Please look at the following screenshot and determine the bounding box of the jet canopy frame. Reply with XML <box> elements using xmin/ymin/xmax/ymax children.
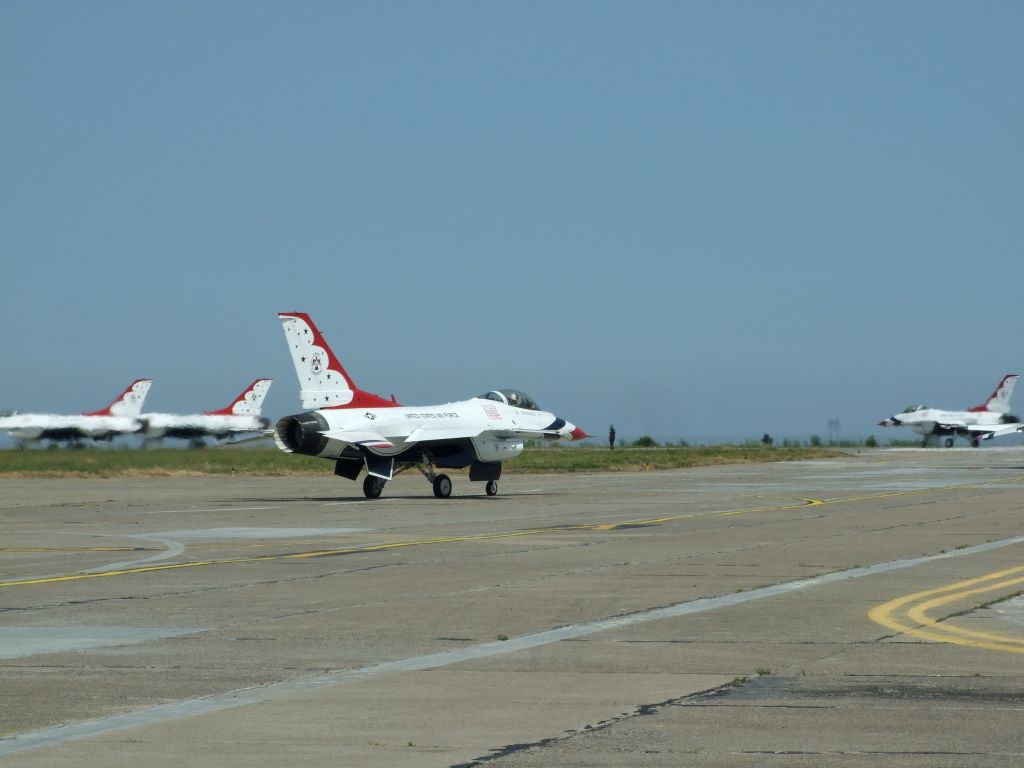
<box><xmin>478</xmin><ymin>389</ymin><xmax>541</xmax><ymax>411</ymax></box>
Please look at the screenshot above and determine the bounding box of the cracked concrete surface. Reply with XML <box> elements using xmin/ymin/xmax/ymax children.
<box><xmin>1</xmin><ymin>450</ymin><xmax>1023</xmax><ymax>766</ymax></box>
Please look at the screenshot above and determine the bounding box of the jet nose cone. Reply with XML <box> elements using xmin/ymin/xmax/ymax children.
<box><xmin>878</xmin><ymin>419</ymin><xmax>891</xmax><ymax>427</ymax></box>
<box><xmin>570</xmin><ymin>426</ymin><xmax>590</xmax><ymax>441</ymax></box>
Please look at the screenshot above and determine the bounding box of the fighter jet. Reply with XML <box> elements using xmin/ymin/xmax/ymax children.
<box><xmin>878</xmin><ymin>374</ymin><xmax>1022</xmax><ymax>447</ymax></box>
<box><xmin>138</xmin><ymin>379</ymin><xmax>273</xmax><ymax>447</ymax></box>
<box><xmin>274</xmin><ymin>312</ymin><xmax>588</xmax><ymax>498</ymax></box>
<box><xmin>0</xmin><ymin>379</ymin><xmax>152</xmax><ymax>446</ymax></box>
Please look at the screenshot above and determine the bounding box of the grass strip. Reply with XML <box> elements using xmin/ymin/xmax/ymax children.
<box><xmin>0</xmin><ymin>445</ymin><xmax>847</xmax><ymax>479</ymax></box>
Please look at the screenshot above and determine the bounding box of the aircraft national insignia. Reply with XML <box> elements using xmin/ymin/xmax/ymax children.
<box><xmin>365</xmin><ymin>412</ymin><xmax>376</xmax><ymax>420</ymax></box>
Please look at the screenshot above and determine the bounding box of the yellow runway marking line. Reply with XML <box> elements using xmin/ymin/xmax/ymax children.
<box><xmin>869</xmin><ymin>565</ymin><xmax>1024</xmax><ymax>655</ymax></box>
<box><xmin>3</xmin><ymin>476</ymin><xmax>1022</xmax><ymax>590</ymax></box>
<box><xmin>0</xmin><ymin>498</ymin><xmax>830</xmax><ymax>587</ymax></box>
<box><xmin>0</xmin><ymin>547</ymin><xmax>142</xmax><ymax>553</ymax></box>
<box><xmin>0</xmin><ymin>527</ymin><xmax>579</xmax><ymax>588</ymax></box>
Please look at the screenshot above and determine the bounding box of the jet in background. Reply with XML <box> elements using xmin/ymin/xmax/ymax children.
<box><xmin>878</xmin><ymin>374</ymin><xmax>1022</xmax><ymax>447</ymax></box>
<box><xmin>274</xmin><ymin>312</ymin><xmax>588</xmax><ymax>498</ymax></box>
<box><xmin>139</xmin><ymin>379</ymin><xmax>272</xmax><ymax>447</ymax></box>
<box><xmin>0</xmin><ymin>379</ymin><xmax>153</xmax><ymax>447</ymax></box>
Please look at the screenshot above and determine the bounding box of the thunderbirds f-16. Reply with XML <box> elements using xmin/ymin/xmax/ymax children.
<box><xmin>878</xmin><ymin>374</ymin><xmax>1022</xmax><ymax>447</ymax></box>
<box><xmin>274</xmin><ymin>312</ymin><xmax>588</xmax><ymax>498</ymax></box>
<box><xmin>0</xmin><ymin>379</ymin><xmax>152</xmax><ymax>446</ymax></box>
<box><xmin>139</xmin><ymin>379</ymin><xmax>273</xmax><ymax>447</ymax></box>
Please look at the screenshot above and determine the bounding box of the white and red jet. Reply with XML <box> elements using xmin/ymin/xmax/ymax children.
<box><xmin>139</xmin><ymin>379</ymin><xmax>273</xmax><ymax>447</ymax></box>
<box><xmin>878</xmin><ymin>374</ymin><xmax>1022</xmax><ymax>447</ymax></box>
<box><xmin>274</xmin><ymin>312</ymin><xmax>588</xmax><ymax>498</ymax></box>
<box><xmin>0</xmin><ymin>379</ymin><xmax>153</xmax><ymax>446</ymax></box>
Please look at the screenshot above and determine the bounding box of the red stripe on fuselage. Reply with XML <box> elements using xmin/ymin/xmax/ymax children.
<box><xmin>323</xmin><ymin>390</ymin><xmax>401</xmax><ymax>409</ymax></box>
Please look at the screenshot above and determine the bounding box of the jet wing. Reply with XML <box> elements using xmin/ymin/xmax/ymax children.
<box><xmin>404</xmin><ymin>425</ymin><xmax>490</xmax><ymax>442</ymax></box>
<box><xmin>494</xmin><ymin>427</ymin><xmax>572</xmax><ymax>440</ymax></box>
<box><xmin>963</xmin><ymin>423</ymin><xmax>1023</xmax><ymax>439</ymax></box>
<box><xmin>320</xmin><ymin>429</ymin><xmax>396</xmax><ymax>449</ymax></box>
<box><xmin>405</xmin><ymin>425</ymin><xmax>568</xmax><ymax>442</ymax></box>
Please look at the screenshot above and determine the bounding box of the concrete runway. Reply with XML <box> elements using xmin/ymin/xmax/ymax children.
<box><xmin>1</xmin><ymin>448</ymin><xmax>1023</xmax><ymax>766</ymax></box>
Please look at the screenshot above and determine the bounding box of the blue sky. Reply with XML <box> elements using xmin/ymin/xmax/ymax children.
<box><xmin>3</xmin><ymin>2</ymin><xmax>1022</xmax><ymax>444</ymax></box>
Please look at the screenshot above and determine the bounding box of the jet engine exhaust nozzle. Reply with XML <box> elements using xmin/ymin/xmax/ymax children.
<box><xmin>275</xmin><ymin>412</ymin><xmax>330</xmax><ymax>456</ymax></box>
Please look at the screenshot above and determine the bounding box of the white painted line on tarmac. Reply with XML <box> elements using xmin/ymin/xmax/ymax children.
<box><xmin>3</xmin><ymin>533</ymin><xmax>1024</xmax><ymax>758</ymax></box>
<box><xmin>87</xmin><ymin>528</ymin><xmax>372</xmax><ymax>572</ymax></box>
<box><xmin>141</xmin><ymin>506</ymin><xmax>277</xmax><ymax>515</ymax></box>
<box><xmin>86</xmin><ymin>536</ymin><xmax>185</xmax><ymax>572</ymax></box>
<box><xmin>321</xmin><ymin>498</ymin><xmax>399</xmax><ymax>506</ymax></box>
<box><xmin>0</xmin><ymin>626</ymin><xmax>203</xmax><ymax>660</ymax></box>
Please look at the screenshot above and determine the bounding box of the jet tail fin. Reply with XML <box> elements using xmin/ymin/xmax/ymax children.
<box><xmin>968</xmin><ymin>374</ymin><xmax>1019</xmax><ymax>414</ymax></box>
<box><xmin>83</xmin><ymin>379</ymin><xmax>153</xmax><ymax>418</ymax></box>
<box><xmin>206</xmin><ymin>379</ymin><xmax>273</xmax><ymax>416</ymax></box>
<box><xmin>278</xmin><ymin>312</ymin><xmax>399</xmax><ymax>410</ymax></box>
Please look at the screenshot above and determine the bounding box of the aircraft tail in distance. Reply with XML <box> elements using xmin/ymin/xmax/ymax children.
<box><xmin>83</xmin><ymin>379</ymin><xmax>153</xmax><ymax>418</ymax></box>
<box><xmin>968</xmin><ymin>374</ymin><xmax>1018</xmax><ymax>414</ymax></box>
<box><xmin>206</xmin><ymin>379</ymin><xmax>273</xmax><ymax>416</ymax></box>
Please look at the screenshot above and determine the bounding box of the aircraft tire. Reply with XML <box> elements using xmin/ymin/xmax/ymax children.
<box><xmin>971</xmin><ymin>438</ymin><xmax>980</xmax><ymax>448</ymax></box>
<box><xmin>944</xmin><ymin>438</ymin><xmax>955</xmax><ymax>448</ymax></box>
<box><xmin>433</xmin><ymin>474</ymin><xmax>452</xmax><ymax>498</ymax></box>
<box><xmin>363</xmin><ymin>476</ymin><xmax>385</xmax><ymax>499</ymax></box>
<box><xmin>485</xmin><ymin>480</ymin><xmax>498</xmax><ymax>496</ymax></box>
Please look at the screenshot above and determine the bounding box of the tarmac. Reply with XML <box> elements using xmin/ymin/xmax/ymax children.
<box><xmin>1</xmin><ymin>447</ymin><xmax>1023</xmax><ymax>766</ymax></box>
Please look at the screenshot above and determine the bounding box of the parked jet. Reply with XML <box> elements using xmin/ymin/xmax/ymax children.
<box><xmin>0</xmin><ymin>379</ymin><xmax>153</xmax><ymax>446</ymax></box>
<box><xmin>274</xmin><ymin>312</ymin><xmax>588</xmax><ymax>498</ymax></box>
<box><xmin>878</xmin><ymin>374</ymin><xmax>1022</xmax><ymax>447</ymax></box>
<box><xmin>139</xmin><ymin>379</ymin><xmax>273</xmax><ymax>447</ymax></box>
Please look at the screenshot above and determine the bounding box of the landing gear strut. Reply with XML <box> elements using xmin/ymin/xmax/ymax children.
<box><xmin>415</xmin><ymin>452</ymin><xmax>453</xmax><ymax>498</ymax></box>
<box><xmin>365</xmin><ymin>452</ymin><xmax>498</xmax><ymax>498</ymax></box>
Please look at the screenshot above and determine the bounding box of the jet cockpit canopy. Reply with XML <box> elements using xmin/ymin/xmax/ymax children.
<box><xmin>903</xmin><ymin>404</ymin><xmax>927</xmax><ymax>413</ymax></box>
<box><xmin>479</xmin><ymin>389</ymin><xmax>540</xmax><ymax>411</ymax></box>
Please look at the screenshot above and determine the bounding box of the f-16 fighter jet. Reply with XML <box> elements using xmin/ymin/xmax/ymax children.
<box><xmin>274</xmin><ymin>312</ymin><xmax>588</xmax><ymax>498</ymax></box>
<box><xmin>878</xmin><ymin>374</ymin><xmax>1021</xmax><ymax>447</ymax></box>
<box><xmin>139</xmin><ymin>379</ymin><xmax>272</xmax><ymax>447</ymax></box>
<box><xmin>0</xmin><ymin>379</ymin><xmax>152</xmax><ymax>446</ymax></box>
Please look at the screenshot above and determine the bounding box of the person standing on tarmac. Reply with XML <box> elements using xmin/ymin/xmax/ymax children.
<box><xmin>608</xmin><ymin>424</ymin><xmax>616</xmax><ymax>450</ymax></box>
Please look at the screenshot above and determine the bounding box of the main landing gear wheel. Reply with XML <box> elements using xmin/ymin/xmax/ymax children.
<box><xmin>432</xmin><ymin>474</ymin><xmax>452</xmax><ymax>498</ymax></box>
<box><xmin>971</xmin><ymin>438</ymin><xmax>980</xmax><ymax>448</ymax></box>
<box><xmin>944</xmin><ymin>438</ymin><xmax>955</xmax><ymax>448</ymax></box>
<box><xmin>363</xmin><ymin>475</ymin><xmax>386</xmax><ymax>499</ymax></box>
<box><xmin>485</xmin><ymin>480</ymin><xmax>498</xmax><ymax>496</ymax></box>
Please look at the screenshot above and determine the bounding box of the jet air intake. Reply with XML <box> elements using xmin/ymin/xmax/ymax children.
<box><xmin>275</xmin><ymin>412</ymin><xmax>329</xmax><ymax>456</ymax></box>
